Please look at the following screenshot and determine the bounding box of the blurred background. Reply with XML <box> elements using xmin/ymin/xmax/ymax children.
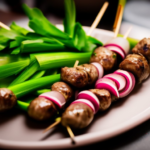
<box><xmin>0</xmin><ymin>0</ymin><xmax>150</xmax><ymax>39</ymax></box>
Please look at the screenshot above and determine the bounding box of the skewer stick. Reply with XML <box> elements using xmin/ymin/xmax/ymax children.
<box><xmin>0</xmin><ymin>22</ymin><xmax>10</xmax><ymax>30</ymax></box>
<box><xmin>74</xmin><ymin>60</ymin><xmax>79</xmax><ymax>68</ymax></box>
<box><xmin>43</xmin><ymin>60</ymin><xmax>79</xmax><ymax>133</ymax></box>
<box><xmin>43</xmin><ymin>117</ymin><xmax>61</xmax><ymax>133</ymax></box>
<box><xmin>66</xmin><ymin>125</ymin><xmax>76</xmax><ymax>144</ymax></box>
<box><xmin>113</xmin><ymin>5</ymin><xmax>121</xmax><ymax>31</ymax></box>
<box><xmin>87</xmin><ymin>2</ymin><xmax>109</xmax><ymax>36</ymax></box>
<box><xmin>113</xmin><ymin>5</ymin><xmax>123</xmax><ymax>38</ymax></box>
<box><xmin>123</xmin><ymin>26</ymin><xmax>132</xmax><ymax>39</ymax></box>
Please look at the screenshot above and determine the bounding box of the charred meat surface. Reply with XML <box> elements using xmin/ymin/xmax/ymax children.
<box><xmin>119</xmin><ymin>54</ymin><xmax>150</xmax><ymax>83</ymax></box>
<box><xmin>61</xmin><ymin>66</ymin><xmax>89</xmax><ymax>88</ymax></box>
<box><xmin>61</xmin><ymin>64</ymin><xmax>98</xmax><ymax>89</ymax></box>
<box><xmin>132</xmin><ymin>38</ymin><xmax>150</xmax><ymax>63</ymax></box>
<box><xmin>28</xmin><ymin>97</ymin><xmax>58</xmax><ymax>121</ymax></box>
<box><xmin>90</xmin><ymin>46</ymin><xmax>117</xmax><ymax>73</ymax></box>
<box><xmin>0</xmin><ymin>88</ymin><xmax>17</xmax><ymax>112</ymax></box>
<box><xmin>89</xmin><ymin>89</ymin><xmax>112</xmax><ymax>111</ymax></box>
<box><xmin>51</xmin><ymin>82</ymin><xmax>74</xmax><ymax>102</ymax></box>
<box><xmin>61</xmin><ymin>103</ymin><xmax>94</xmax><ymax>129</ymax></box>
<box><xmin>79</xmin><ymin>64</ymin><xmax>98</xmax><ymax>86</ymax></box>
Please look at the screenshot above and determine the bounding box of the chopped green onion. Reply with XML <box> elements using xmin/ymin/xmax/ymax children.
<box><xmin>34</xmin><ymin>52</ymin><xmax>91</xmax><ymax>70</ymax></box>
<box><xmin>0</xmin><ymin>44</ymin><xmax>6</xmax><ymax>51</ymax></box>
<box><xmin>22</xmin><ymin>4</ymin><xmax>69</xmax><ymax>39</ymax></box>
<box><xmin>9</xmin><ymin>55</ymin><xmax>39</xmax><ymax>86</ymax></box>
<box><xmin>30</xmin><ymin>70</ymin><xmax>46</xmax><ymax>80</ymax></box>
<box><xmin>87</xmin><ymin>36</ymin><xmax>103</xmax><ymax>46</ymax></box>
<box><xmin>11</xmin><ymin>47</ymin><xmax>20</xmax><ymax>54</ymax></box>
<box><xmin>16</xmin><ymin>100</ymin><xmax>29</xmax><ymax>111</ymax></box>
<box><xmin>0</xmin><ymin>28</ymin><xmax>20</xmax><ymax>39</ymax></box>
<box><xmin>0</xmin><ymin>59</ymin><xmax>30</xmax><ymax>79</ymax></box>
<box><xmin>10</xmin><ymin>22</ymin><xmax>30</xmax><ymax>35</ymax></box>
<box><xmin>21</xmin><ymin>40</ymin><xmax>65</xmax><ymax>53</ymax></box>
<box><xmin>63</xmin><ymin>0</ymin><xmax>76</xmax><ymax>38</ymax></box>
<box><xmin>34</xmin><ymin>89</ymin><xmax>51</xmax><ymax>96</ymax></box>
<box><xmin>9</xmin><ymin>74</ymin><xmax>60</xmax><ymax>98</ymax></box>
<box><xmin>73</xmin><ymin>22</ymin><xmax>87</xmax><ymax>51</ymax></box>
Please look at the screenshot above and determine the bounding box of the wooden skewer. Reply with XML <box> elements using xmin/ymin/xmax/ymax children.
<box><xmin>66</xmin><ymin>125</ymin><xmax>76</xmax><ymax>144</ymax></box>
<box><xmin>113</xmin><ymin>5</ymin><xmax>121</xmax><ymax>31</ymax></box>
<box><xmin>74</xmin><ymin>60</ymin><xmax>79</xmax><ymax>68</ymax></box>
<box><xmin>0</xmin><ymin>22</ymin><xmax>10</xmax><ymax>30</ymax></box>
<box><xmin>87</xmin><ymin>2</ymin><xmax>109</xmax><ymax>36</ymax></box>
<box><xmin>43</xmin><ymin>60</ymin><xmax>79</xmax><ymax>133</ymax></box>
<box><xmin>43</xmin><ymin>117</ymin><xmax>61</xmax><ymax>133</ymax></box>
<box><xmin>113</xmin><ymin>5</ymin><xmax>124</xmax><ymax>38</ymax></box>
<box><xmin>123</xmin><ymin>26</ymin><xmax>132</xmax><ymax>39</ymax></box>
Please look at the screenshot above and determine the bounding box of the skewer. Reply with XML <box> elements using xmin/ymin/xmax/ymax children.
<box><xmin>123</xmin><ymin>26</ymin><xmax>132</xmax><ymax>39</ymax></box>
<box><xmin>43</xmin><ymin>117</ymin><xmax>61</xmax><ymax>133</ymax></box>
<box><xmin>43</xmin><ymin>60</ymin><xmax>79</xmax><ymax>133</ymax></box>
<box><xmin>66</xmin><ymin>125</ymin><xmax>76</xmax><ymax>144</ymax></box>
<box><xmin>74</xmin><ymin>60</ymin><xmax>79</xmax><ymax>68</ymax></box>
<box><xmin>0</xmin><ymin>22</ymin><xmax>10</xmax><ymax>30</ymax></box>
<box><xmin>113</xmin><ymin>5</ymin><xmax>121</xmax><ymax>32</ymax></box>
<box><xmin>43</xmin><ymin>2</ymin><xmax>108</xmax><ymax>134</ymax></box>
<box><xmin>87</xmin><ymin>2</ymin><xmax>109</xmax><ymax>35</ymax></box>
<box><xmin>113</xmin><ymin>5</ymin><xmax>123</xmax><ymax>38</ymax></box>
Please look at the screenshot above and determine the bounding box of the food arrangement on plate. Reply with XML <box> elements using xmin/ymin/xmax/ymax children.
<box><xmin>0</xmin><ymin>0</ymin><xmax>150</xmax><ymax>149</ymax></box>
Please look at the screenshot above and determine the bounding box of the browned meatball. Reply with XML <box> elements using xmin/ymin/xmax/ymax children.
<box><xmin>0</xmin><ymin>88</ymin><xmax>17</xmax><ymax>112</ymax></box>
<box><xmin>61</xmin><ymin>64</ymin><xmax>98</xmax><ymax>89</ymax></box>
<box><xmin>90</xmin><ymin>46</ymin><xmax>117</xmax><ymax>72</ymax></box>
<box><xmin>80</xmin><ymin>64</ymin><xmax>98</xmax><ymax>86</ymax></box>
<box><xmin>119</xmin><ymin>54</ymin><xmax>150</xmax><ymax>83</ymax></box>
<box><xmin>61</xmin><ymin>66</ymin><xmax>89</xmax><ymax>88</ymax></box>
<box><xmin>89</xmin><ymin>89</ymin><xmax>111</xmax><ymax>111</ymax></box>
<box><xmin>132</xmin><ymin>38</ymin><xmax>150</xmax><ymax>63</ymax></box>
<box><xmin>51</xmin><ymin>82</ymin><xmax>74</xmax><ymax>102</ymax></box>
<box><xmin>28</xmin><ymin>97</ymin><xmax>58</xmax><ymax>121</ymax></box>
<box><xmin>61</xmin><ymin>103</ymin><xmax>94</xmax><ymax>129</ymax></box>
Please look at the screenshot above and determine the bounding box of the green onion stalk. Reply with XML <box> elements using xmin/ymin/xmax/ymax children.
<box><xmin>9</xmin><ymin>74</ymin><xmax>60</xmax><ymax>98</ymax></box>
<box><xmin>9</xmin><ymin>52</ymin><xmax>92</xmax><ymax>86</ymax></box>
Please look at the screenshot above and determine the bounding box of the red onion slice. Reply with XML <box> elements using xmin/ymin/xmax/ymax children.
<box><xmin>39</xmin><ymin>91</ymin><xmax>66</xmax><ymax>109</ymax></box>
<box><xmin>104</xmin><ymin>45</ymin><xmax>125</xmax><ymax>59</ymax></box>
<box><xmin>91</xmin><ymin>62</ymin><xmax>104</xmax><ymax>79</ymax></box>
<box><xmin>104</xmin><ymin>73</ymin><xmax>126</xmax><ymax>91</ymax></box>
<box><xmin>105</xmin><ymin>37</ymin><xmax>130</xmax><ymax>55</ymax></box>
<box><xmin>129</xmin><ymin>72</ymin><xmax>136</xmax><ymax>92</ymax></box>
<box><xmin>77</xmin><ymin>90</ymin><xmax>100</xmax><ymax>113</ymax></box>
<box><xmin>95</xmin><ymin>78</ymin><xmax>119</xmax><ymax>98</ymax></box>
<box><xmin>114</xmin><ymin>70</ymin><xmax>135</xmax><ymax>98</ymax></box>
<box><xmin>72</xmin><ymin>99</ymin><xmax>95</xmax><ymax>114</ymax></box>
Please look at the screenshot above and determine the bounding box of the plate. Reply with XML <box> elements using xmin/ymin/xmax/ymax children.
<box><xmin>0</xmin><ymin>26</ymin><xmax>150</xmax><ymax>149</ymax></box>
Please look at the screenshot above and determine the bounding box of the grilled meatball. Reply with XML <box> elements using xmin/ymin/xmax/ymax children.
<box><xmin>28</xmin><ymin>97</ymin><xmax>58</xmax><ymax>121</ymax></box>
<box><xmin>61</xmin><ymin>64</ymin><xmax>98</xmax><ymax>89</ymax></box>
<box><xmin>51</xmin><ymin>82</ymin><xmax>74</xmax><ymax>102</ymax></box>
<box><xmin>61</xmin><ymin>66</ymin><xmax>89</xmax><ymax>88</ymax></box>
<box><xmin>89</xmin><ymin>89</ymin><xmax>111</xmax><ymax>111</ymax></box>
<box><xmin>132</xmin><ymin>38</ymin><xmax>150</xmax><ymax>63</ymax></box>
<box><xmin>119</xmin><ymin>54</ymin><xmax>150</xmax><ymax>83</ymax></box>
<box><xmin>61</xmin><ymin>102</ymin><xmax>94</xmax><ymax>129</ymax></box>
<box><xmin>0</xmin><ymin>88</ymin><xmax>17</xmax><ymax>112</ymax></box>
<box><xmin>79</xmin><ymin>64</ymin><xmax>98</xmax><ymax>86</ymax></box>
<box><xmin>90</xmin><ymin>46</ymin><xmax>117</xmax><ymax>73</ymax></box>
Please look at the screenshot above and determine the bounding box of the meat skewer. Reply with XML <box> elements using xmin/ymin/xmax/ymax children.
<box><xmin>59</xmin><ymin>39</ymin><xmax>150</xmax><ymax>137</ymax></box>
<box><xmin>43</xmin><ymin>36</ymin><xmax>150</xmax><ymax>143</ymax></box>
<box><xmin>43</xmin><ymin>4</ymin><xmax>132</xmax><ymax>134</ymax></box>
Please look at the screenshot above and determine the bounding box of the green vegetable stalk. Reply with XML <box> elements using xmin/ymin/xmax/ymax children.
<box><xmin>9</xmin><ymin>74</ymin><xmax>60</xmax><ymax>98</ymax></box>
